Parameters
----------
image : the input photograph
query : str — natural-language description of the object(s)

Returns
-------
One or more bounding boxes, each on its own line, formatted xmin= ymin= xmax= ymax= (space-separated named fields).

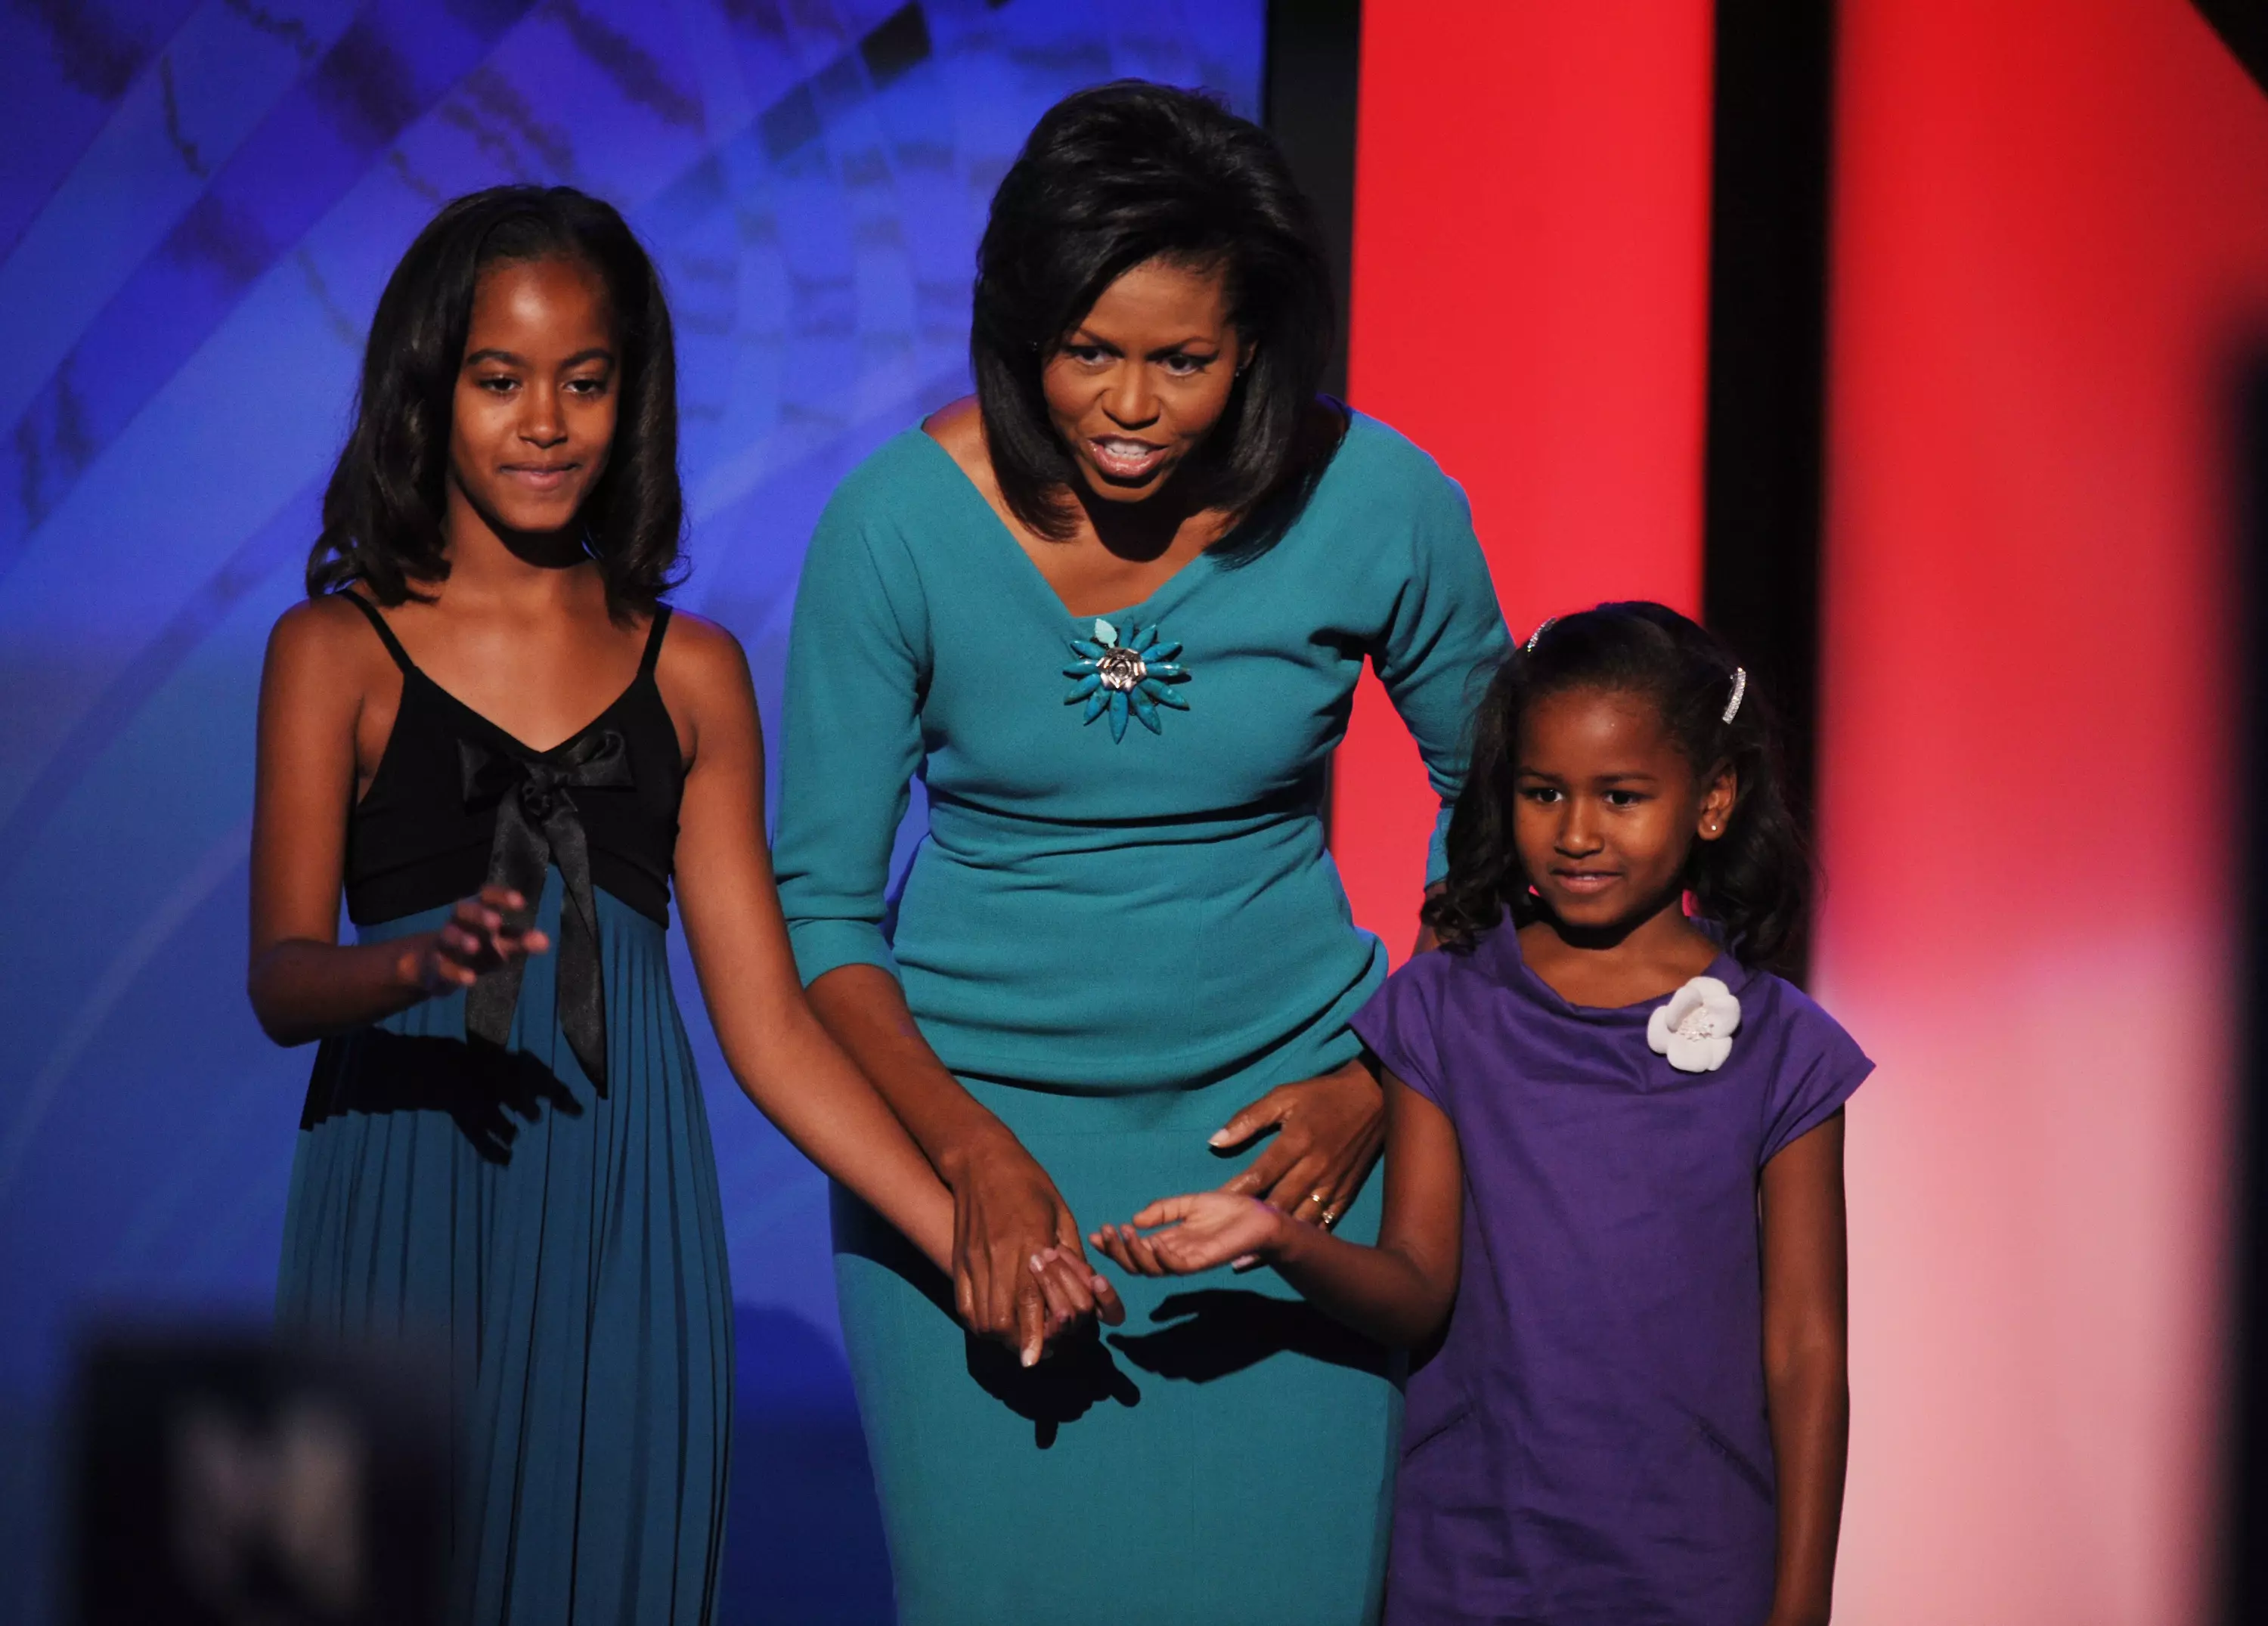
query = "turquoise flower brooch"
xmin=1063 ymin=618 xmax=1191 ymax=741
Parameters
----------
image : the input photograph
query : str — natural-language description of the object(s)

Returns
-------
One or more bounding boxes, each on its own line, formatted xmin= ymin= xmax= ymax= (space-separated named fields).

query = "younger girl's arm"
xmin=248 ymin=600 xmax=546 ymax=1043
xmin=663 ymin=618 xmax=963 ymax=1281
xmin=1092 ymin=1070 xmax=1463 ymax=1348
xmin=1758 ymin=1110 xmax=1851 ymax=1626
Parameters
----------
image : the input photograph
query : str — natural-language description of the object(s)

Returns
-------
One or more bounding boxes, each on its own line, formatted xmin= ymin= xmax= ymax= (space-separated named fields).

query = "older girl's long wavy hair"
xmin=1422 ymin=602 xmax=1812 ymax=971
xmin=306 ymin=185 xmax=683 ymax=618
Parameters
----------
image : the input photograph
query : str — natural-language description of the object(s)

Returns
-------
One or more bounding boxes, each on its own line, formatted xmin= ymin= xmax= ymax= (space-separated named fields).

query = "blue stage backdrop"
xmin=0 ymin=3 xmax=1263 ymax=1619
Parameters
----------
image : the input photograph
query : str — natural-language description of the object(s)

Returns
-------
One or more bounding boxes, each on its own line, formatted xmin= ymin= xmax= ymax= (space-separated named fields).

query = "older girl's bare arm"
xmin=663 ymin=617 xmax=956 ymax=1275
xmin=246 ymin=600 xmax=544 ymax=1043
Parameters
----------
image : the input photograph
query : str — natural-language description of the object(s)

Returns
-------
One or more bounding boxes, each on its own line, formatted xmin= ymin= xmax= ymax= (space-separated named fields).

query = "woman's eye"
xmin=1160 ymin=353 xmax=1210 ymax=376
xmin=476 ymin=375 xmax=517 ymax=394
xmin=1605 ymin=790 xmax=1648 ymax=808
xmin=1520 ymin=786 xmax=1560 ymax=804
xmin=1065 ymin=345 xmax=1108 ymax=365
xmin=565 ymin=376 xmax=609 ymax=396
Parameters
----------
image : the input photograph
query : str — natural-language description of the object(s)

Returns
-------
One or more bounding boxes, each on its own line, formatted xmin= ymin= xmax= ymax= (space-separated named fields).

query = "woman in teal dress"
xmin=773 ymin=86 xmax=1510 ymax=1624
xmin=253 ymin=187 xmax=954 ymax=1625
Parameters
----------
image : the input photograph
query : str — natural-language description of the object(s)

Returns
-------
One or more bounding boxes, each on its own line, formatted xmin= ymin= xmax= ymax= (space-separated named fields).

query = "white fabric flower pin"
xmin=1647 ymin=975 xmax=1742 ymax=1073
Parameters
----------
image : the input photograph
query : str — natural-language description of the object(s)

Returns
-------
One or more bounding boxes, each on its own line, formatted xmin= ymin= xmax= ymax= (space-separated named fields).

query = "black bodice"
xmin=339 ymin=592 xmax=683 ymax=930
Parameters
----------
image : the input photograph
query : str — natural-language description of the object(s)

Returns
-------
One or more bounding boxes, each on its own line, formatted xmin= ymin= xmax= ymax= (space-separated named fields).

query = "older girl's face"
xmin=1042 ymin=256 xmax=1250 ymax=505
xmin=448 ymin=256 xmax=618 ymax=540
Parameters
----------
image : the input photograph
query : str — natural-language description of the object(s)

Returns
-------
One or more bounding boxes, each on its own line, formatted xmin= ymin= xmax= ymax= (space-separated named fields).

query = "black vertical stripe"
xmin=1701 ymin=0 xmax=1839 ymax=983
xmin=1266 ymin=2 xmax=1363 ymax=844
xmin=1264 ymin=0 xmax=1362 ymax=402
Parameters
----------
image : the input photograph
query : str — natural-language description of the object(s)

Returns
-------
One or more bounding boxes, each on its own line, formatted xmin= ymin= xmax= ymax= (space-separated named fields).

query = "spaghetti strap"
xmin=638 ymin=604 xmax=673 ymax=679
xmin=339 ymin=590 xmax=414 ymax=674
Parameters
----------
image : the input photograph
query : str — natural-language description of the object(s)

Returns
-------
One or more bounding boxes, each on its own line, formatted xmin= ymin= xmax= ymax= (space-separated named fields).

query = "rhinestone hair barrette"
xmin=1721 ymin=667 xmax=1748 ymax=726
xmin=1523 ymin=616 xmax=1557 ymax=655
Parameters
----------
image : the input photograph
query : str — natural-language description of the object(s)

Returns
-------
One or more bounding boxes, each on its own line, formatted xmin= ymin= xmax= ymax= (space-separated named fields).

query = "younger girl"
xmin=1092 ymin=602 xmax=1868 ymax=1626
xmin=248 ymin=187 xmax=1078 ymax=1624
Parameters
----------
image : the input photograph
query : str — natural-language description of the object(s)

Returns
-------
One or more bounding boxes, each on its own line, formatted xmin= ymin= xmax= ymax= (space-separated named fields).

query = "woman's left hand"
xmin=1208 ymin=1058 xmax=1384 ymax=1228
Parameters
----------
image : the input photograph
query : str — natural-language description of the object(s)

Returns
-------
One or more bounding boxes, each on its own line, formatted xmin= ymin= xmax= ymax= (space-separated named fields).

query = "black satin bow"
xmin=457 ymin=729 xmax=634 ymax=1089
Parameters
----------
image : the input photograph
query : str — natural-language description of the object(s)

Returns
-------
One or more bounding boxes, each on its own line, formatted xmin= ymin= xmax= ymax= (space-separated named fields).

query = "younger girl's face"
xmin=1041 ymin=256 xmax=1250 ymax=505
xmin=448 ymin=256 xmax=618 ymax=540
xmin=1513 ymin=686 xmax=1736 ymax=936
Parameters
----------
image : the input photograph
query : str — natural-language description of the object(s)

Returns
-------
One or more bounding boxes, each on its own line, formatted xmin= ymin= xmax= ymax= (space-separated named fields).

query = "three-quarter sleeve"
xmin=772 ymin=482 xmax=931 ymax=986
xmin=1371 ymin=472 xmax=1512 ymax=885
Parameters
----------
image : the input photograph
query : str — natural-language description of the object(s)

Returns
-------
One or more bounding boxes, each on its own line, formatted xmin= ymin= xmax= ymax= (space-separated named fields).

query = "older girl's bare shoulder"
xmin=266 ymin=593 xmax=395 ymax=684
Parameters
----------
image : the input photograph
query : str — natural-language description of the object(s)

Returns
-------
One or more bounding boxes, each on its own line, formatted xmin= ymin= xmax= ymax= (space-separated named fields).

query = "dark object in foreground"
xmin=72 ymin=1330 xmax=447 ymax=1626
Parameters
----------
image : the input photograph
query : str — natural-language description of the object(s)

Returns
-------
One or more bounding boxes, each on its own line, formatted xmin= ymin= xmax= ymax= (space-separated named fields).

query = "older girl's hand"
xmin=1089 ymin=1193 xmax=1289 ymax=1276
xmin=1208 ymin=1057 xmax=1383 ymax=1229
xmin=407 ymin=885 xmax=549 ymax=993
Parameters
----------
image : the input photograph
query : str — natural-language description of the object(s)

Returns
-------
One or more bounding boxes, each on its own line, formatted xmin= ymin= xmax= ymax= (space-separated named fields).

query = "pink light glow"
xmin=1820 ymin=2 xmax=2268 ymax=1618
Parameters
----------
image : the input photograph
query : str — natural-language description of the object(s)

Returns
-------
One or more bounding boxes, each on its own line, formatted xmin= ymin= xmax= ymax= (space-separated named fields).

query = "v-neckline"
xmin=912 ymin=426 xmax=1221 ymax=626
xmin=411 ymin=665 xmax=646 ymax=760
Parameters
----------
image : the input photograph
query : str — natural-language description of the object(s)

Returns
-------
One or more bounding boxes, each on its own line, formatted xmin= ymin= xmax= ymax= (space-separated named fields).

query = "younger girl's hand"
xmin=409 ymin=885 xmax=549 ymax=994
xmin=1089 ymin=1193 xmax=1289 ymax=1277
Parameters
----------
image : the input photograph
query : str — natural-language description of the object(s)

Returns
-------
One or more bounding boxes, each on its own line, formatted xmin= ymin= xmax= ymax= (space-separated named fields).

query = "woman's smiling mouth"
xmin=1551 ymin=869 xmax=1622 ymax=895
xmin=1088 ymin=435 xmax=1168 ymax=479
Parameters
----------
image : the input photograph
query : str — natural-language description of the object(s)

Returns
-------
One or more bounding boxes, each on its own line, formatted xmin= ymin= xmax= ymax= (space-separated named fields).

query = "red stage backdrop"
xmin=1819 ymin=3 xmax=2268 ymax=1620
xmin=1334 ymin=2 xmax=1715 ymax=953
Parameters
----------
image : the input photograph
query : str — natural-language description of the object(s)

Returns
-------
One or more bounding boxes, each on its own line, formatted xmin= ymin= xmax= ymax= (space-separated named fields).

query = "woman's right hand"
xmin=943 ymin=1129 xmax=1123 ymax=1366
xmin=404 ymin=885 xmax=549 ymax=995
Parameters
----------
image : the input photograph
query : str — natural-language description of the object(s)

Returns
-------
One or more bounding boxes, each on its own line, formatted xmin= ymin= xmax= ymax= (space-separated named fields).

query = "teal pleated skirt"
xmin=277 ymin=877 xmax=733 ymax=1626
xmin=832 ymin=1069 xmax=1404 ymax=1626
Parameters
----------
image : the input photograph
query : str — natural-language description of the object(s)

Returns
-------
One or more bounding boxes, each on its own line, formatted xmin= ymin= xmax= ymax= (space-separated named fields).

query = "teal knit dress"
xmin=773 ymin=415 xmax=1510 ymax=1626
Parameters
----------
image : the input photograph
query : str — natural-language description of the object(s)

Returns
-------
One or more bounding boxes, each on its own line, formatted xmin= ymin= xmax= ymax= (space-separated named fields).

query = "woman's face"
xmin=448 ymin=256 xmax=618 ymax=540
xmin=1041 ymin=256 xmax=1250 ymax=506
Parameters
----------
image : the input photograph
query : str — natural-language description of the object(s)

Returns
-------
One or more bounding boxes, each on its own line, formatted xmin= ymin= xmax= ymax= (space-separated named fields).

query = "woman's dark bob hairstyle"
xmin=971 ymin=81 xmax=1337 ymax=542
xmin=1423 ymin=602 xmax=1813 ymax=970
xmin=306 ymin=184 xmax=683 ymax=616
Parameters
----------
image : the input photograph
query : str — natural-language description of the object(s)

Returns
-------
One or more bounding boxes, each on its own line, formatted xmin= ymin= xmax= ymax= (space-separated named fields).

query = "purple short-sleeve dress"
xmin=1350 ymin=918 xmax=1872 ymax=1626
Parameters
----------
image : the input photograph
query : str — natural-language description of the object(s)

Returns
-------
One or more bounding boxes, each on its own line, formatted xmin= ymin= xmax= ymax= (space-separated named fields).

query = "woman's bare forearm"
xmin=805 ymin=963 xmax=1021 ymax=1177
xmin=247 ymin=936 xmax=434 ymax=1045
xmin=1263 ymin=1218 xmax=1455 ymax=1348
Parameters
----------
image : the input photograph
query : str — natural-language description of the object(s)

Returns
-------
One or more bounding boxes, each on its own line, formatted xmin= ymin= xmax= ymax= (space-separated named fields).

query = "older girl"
xmin=252 ymin=186 xmax=956 ymax=1625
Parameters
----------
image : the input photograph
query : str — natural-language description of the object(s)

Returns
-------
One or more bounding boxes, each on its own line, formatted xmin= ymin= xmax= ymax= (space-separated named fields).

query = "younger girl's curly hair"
xmin=1421 ymin=602 xmax=1811 ymax=969
xmin=306 ymin=184 xmax=683 ymax=618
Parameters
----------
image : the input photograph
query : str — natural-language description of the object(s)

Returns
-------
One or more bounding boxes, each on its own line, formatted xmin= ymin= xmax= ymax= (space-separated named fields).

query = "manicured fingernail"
xmin=1029 ymin=1253 xmax=1046 ymax=1273
xmin=1091 ymin=1278 xmax=1109 ymax=1293
xmin=1207 ymin=1130 xmax=1231 ymax=1147
xmin=1021 ymin=1344 xmax=1038 ymax=1367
